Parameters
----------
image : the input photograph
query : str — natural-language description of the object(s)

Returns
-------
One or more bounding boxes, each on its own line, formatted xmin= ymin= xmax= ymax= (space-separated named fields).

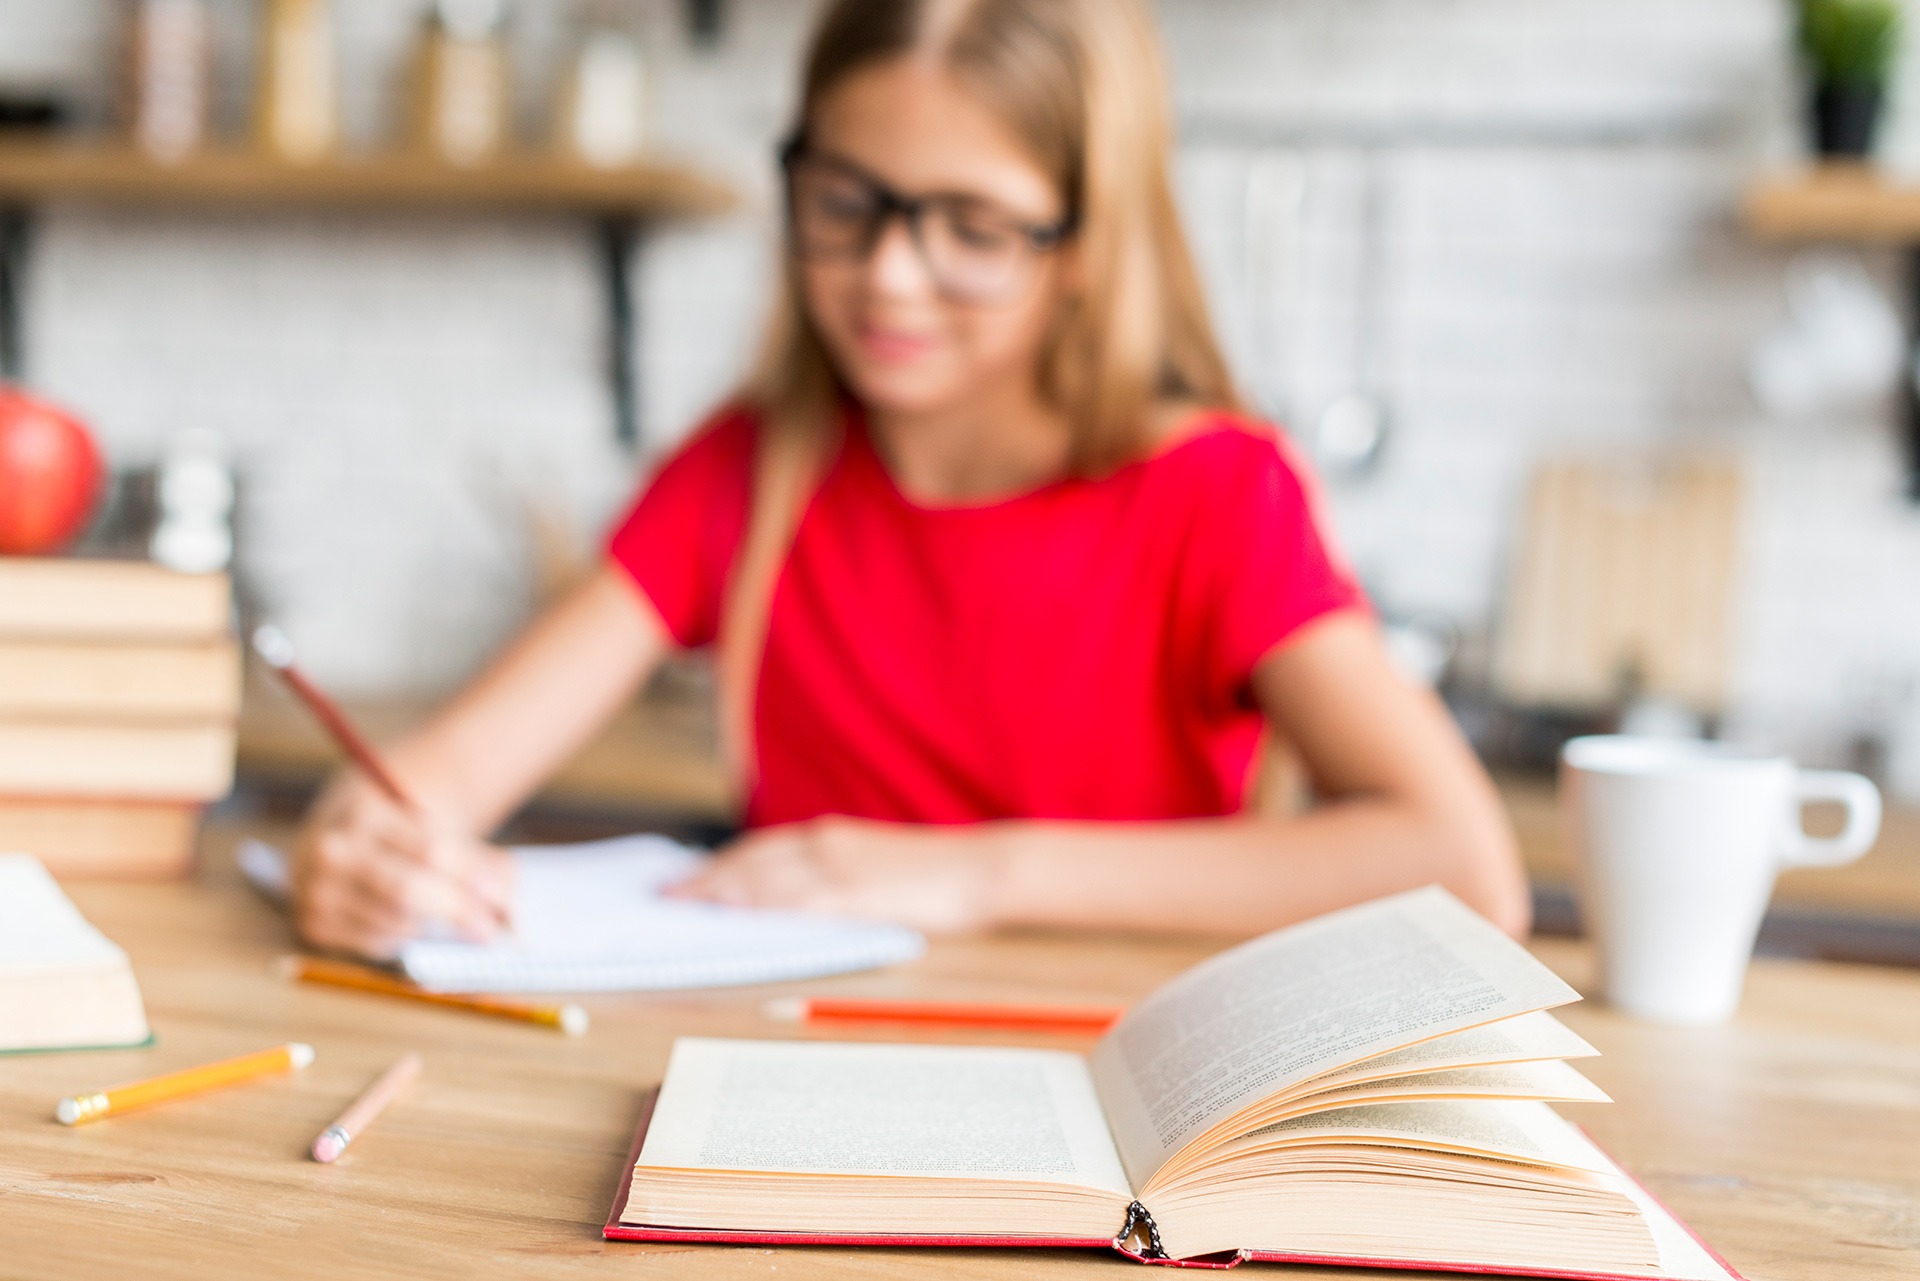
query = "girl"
xmin=291 ymin=0 xmax=1527 ymax=959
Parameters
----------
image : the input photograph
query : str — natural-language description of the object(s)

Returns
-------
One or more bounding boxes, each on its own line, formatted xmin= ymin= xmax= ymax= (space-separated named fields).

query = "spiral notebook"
xmin=238 ymin=835 xmax=924 ymax=994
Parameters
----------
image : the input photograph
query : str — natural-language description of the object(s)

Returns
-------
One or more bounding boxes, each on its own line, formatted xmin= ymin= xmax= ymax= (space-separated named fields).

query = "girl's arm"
xmin=675 ymin=612 xmax=1531 ymax=938
xmin=291 ymin=565 xmax=672 ymax=957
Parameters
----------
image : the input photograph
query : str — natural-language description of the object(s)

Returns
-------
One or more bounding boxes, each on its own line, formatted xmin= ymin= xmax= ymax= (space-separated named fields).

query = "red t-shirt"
xmin=607 ymin=405 xmax=1364 ymax=828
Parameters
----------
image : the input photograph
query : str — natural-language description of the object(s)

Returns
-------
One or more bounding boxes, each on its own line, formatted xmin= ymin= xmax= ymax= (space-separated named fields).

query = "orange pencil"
xmin=279 ymin=955 xmax=588 ymax=1036
xmin=763 ymin=996 xmax=1125 ymax=1034
xmin=55 ymin=1042 xmax=315 ymax=1125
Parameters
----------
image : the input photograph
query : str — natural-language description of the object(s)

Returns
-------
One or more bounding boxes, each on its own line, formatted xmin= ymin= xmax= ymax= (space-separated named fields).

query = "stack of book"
xmin=0 ymin=558 xmax=239 ymax=878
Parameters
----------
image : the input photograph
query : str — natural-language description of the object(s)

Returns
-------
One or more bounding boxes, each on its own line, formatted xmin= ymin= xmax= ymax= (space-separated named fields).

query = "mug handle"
xmin=1778 ymin=770 xmax=1883 ymax=869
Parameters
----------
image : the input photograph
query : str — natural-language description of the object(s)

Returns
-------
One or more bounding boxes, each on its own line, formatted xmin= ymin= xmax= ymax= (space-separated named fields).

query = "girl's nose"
xmin=864 ymin=215 xmax=937 ymax=299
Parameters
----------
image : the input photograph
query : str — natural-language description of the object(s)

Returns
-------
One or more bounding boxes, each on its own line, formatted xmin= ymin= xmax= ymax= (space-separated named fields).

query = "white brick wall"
xmin=2 ymin=0 xmax=1917 ymax=780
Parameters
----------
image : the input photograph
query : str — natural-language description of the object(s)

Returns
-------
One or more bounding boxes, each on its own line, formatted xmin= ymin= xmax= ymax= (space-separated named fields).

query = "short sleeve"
xmin=605 ymin=406 xmax=756 ymax=648
xmin=1195 ymin=426 xmax=1368 ymax=705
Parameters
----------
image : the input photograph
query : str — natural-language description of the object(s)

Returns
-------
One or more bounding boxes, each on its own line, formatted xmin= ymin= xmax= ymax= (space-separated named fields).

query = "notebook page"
xmin=0 ymin=853 xmax=128 ymax=971
xmin=1090 ymin=886 xmax=1580 ymax=1188
xmin=238 ymin=836 xmax=924 ymax=993
xmin=639 ymin=1036 xmax=1132 ymax=1195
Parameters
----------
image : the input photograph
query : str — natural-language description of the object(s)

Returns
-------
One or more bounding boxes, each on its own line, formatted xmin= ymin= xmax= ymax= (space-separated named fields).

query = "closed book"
xmin=0 ymin=559 xmax=230 ymax=642
xmin=0 ymin=798 xmax=199 ymax=879
xmin=608 ymin=889 xmax=1744 ymax=1280
xmin=0 ymin=721 xmax=235 ymax=800
xmin=0 ymin=854 xmax=152 ymax=1054
xmin=0 ymin=638 xmax=242 ymax=721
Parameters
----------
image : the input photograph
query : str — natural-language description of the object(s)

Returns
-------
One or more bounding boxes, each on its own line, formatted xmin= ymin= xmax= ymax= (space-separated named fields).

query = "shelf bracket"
xmin=686 ymin=0 xmax=725 ymax=46
xmin=599 ymin=215 xmax=642 ymax=451
xmin=0 ymin=204 xmax=30 ymax=381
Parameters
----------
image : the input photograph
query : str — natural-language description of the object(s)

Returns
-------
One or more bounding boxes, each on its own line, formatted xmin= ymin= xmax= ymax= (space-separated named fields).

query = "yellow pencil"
xmin=278 ymin=956 xmax=588 ymax=1036
xmin=55 ymin=1042 xmax=315 ymax=1126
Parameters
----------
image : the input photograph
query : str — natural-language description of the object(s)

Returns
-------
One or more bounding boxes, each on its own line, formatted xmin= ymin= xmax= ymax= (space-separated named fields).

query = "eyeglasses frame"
xmin=778 ymin=135 xmax=1079 ymax=297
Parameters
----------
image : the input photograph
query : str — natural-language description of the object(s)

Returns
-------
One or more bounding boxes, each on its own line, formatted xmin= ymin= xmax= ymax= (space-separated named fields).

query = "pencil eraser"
xmin=251 ymin=624 xmax=296 ymax=668
xmin=289 ymin=1042 xmax=317 ymax=1069
xmin=559 ymin=1005 xmax=589 ymax=1037
xmin=311 ymin=1131 xmax=345 ymax=1163
xmin=54 ymin=1096 xmax=82 ymax=1126
xmin=761 ymin=997 xmax=806 ymax=1023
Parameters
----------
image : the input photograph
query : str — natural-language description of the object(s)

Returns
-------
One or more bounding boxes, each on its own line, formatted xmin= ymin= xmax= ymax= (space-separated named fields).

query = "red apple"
xmin=0 ymin=387 xmax=104 ymax=554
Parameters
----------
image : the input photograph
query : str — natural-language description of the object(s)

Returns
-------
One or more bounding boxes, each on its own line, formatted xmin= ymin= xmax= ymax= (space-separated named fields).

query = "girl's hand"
xmin=289 ymin=771 xmax=514 ymax=961
xmin=667 ymin=817 xmax=1005 ymax=934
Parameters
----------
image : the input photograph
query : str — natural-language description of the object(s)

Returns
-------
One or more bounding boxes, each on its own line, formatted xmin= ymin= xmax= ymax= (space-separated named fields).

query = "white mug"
xmin=1559 ymin=735 xmax=1882 ymax=1024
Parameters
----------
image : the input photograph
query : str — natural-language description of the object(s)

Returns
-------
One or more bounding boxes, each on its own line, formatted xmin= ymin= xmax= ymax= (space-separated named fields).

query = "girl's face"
xmin=793 ymin=58 xmax=1076 ymax=419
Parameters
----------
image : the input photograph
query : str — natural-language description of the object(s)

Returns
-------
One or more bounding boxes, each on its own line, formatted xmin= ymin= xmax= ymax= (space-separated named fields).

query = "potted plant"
xmin=1800 ymin=0 xmax=1901 ymax=157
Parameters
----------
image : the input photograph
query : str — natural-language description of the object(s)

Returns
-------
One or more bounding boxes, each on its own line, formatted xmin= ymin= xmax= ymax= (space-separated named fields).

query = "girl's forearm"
xmin=985 ymin=800 xmax=1529 ymax=938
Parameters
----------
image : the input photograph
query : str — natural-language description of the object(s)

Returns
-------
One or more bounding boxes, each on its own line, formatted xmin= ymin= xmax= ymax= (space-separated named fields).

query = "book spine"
xmin=1115 ymin=1201 xmax=1169 ymax=1261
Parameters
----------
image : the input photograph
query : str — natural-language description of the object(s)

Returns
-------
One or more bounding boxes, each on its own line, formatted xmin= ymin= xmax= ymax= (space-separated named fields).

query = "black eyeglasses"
xmin=780 ymin=138 xmax=1077 ymax=303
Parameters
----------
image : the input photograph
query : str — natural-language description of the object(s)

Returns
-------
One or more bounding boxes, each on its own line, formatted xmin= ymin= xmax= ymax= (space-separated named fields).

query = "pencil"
xmin=279 ymin=955 xmax=588 ymax=1036
xmin=251 ymin=624 xmax=415 ymax=809
xmin=762 ymin=996 xmax=1125 ymax=1034
xmin=312 ymin=1052 xmax=422 ymax=1163
xmin=55 ymin=1042 xmax=315 ymax=1125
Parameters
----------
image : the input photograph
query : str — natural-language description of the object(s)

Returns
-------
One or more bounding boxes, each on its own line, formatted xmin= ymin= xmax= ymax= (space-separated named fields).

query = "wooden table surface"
xmin=4 ymin=829 xmax=1917 ymax=1281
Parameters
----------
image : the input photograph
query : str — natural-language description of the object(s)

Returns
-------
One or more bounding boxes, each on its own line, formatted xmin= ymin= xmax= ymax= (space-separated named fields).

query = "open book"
xmin=0 ymin=854 xmax=151 ymax=1054
xmin=607 ymin=887 xmax=1742 ymax=1278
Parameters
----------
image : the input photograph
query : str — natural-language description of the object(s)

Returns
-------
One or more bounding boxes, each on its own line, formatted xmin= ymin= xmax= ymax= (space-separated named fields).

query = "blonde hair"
xmin=747 ymin=0 xmax=1238 ymax=473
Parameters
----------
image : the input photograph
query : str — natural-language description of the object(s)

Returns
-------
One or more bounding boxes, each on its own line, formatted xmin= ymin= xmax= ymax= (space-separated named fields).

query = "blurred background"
xmin=0 ymin=1 xmax=1916 ymax=953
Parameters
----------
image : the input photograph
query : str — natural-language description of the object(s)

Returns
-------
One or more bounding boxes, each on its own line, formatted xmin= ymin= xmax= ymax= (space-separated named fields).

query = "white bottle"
xmin=150 ymin=429 xmax=235 ymax=574
xmin=559 ymin=30 xmax=647 ymax=169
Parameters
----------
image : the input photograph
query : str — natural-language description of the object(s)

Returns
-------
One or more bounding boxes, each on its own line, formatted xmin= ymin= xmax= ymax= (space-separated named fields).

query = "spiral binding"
xmin=1116 ymin=1200 xmax=1168 ymax=1260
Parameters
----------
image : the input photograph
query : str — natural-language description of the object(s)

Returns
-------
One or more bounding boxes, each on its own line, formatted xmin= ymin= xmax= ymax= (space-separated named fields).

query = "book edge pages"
xmin=1238 ymin=1136 xmax=1745 ymax=1281
xmin=602 ymin=1097 xmax=1744 ymax=1280
xmin=603 ymin=1087 xmax=1124 ymax=1253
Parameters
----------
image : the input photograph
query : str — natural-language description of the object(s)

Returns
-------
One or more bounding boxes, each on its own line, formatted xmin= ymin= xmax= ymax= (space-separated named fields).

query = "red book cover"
xmin=602 ymin=1090 xmax=1747 ymax=1278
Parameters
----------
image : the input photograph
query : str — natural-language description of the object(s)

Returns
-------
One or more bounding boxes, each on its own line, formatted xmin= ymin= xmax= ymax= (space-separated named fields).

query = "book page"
xmin=1298 ymin=1011 xmax=1598 ymax=1092
xmin=1291 ymin=1059 xmax=1610 ymax=1111
xmin=1233 ymin=1100 xmax=1617 ymax=1174
xmin=0 ymin=854 xmax=129 ymax=970
xmin=638 ymin=1037 xmax=1132 ymax=1195
xmin=1090 ymin=887 xmax=1579 ymax=1186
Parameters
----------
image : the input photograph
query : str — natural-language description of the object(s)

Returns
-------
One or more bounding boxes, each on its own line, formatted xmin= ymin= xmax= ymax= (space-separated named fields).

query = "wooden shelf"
xmin=1742 ymin=163 xmax=1920 ymax=243
xmin=0 ymin=140 xmax=737 ymax=217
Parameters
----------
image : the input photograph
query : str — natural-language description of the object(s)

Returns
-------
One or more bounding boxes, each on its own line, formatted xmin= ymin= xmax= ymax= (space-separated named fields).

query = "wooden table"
xmin=4 ymin=831 xmax=1916 ymax=1281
